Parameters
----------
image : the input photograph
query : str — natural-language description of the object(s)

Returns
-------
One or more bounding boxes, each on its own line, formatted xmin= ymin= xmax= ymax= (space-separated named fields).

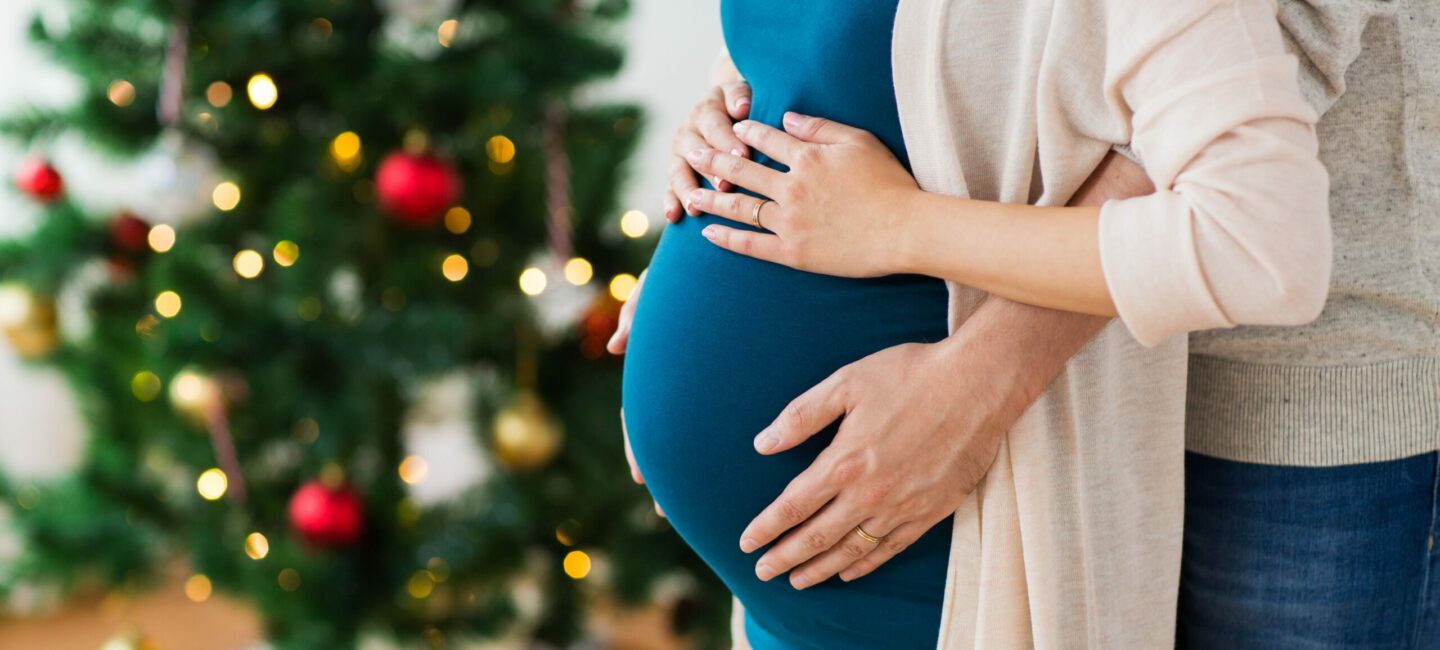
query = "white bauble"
xmin=527 ymin=254 xmax=597 ymax=337
xmin=133 ymin=130 xmax=223 ymax=226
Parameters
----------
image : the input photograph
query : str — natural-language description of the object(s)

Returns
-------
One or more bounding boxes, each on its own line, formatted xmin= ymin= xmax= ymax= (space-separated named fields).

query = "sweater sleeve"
xmin=1097 ymin=0 xmax=1332 ymax=347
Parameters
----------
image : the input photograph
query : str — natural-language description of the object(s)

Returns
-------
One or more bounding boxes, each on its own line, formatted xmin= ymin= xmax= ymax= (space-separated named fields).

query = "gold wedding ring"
xmin=752 ymin=199 xmax=773 ymax=230
xmin=854 ymin=525 xmax=885 ymax=545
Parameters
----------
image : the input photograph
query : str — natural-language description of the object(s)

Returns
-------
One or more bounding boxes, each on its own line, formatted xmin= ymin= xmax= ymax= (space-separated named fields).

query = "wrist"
xmin=892 ymin=189 xmax=937 ymax=276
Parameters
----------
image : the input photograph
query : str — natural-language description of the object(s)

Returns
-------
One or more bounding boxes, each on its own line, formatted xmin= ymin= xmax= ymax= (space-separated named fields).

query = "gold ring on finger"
xmin=752 ymin=199 xmax=773 ymax=230
xmin=854 ymin=525 xmax=885 ymax=545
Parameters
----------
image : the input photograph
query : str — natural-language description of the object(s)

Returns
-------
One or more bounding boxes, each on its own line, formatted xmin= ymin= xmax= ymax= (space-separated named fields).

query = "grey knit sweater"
xmin=1185 ymin=0 xmax=1440 ymax=466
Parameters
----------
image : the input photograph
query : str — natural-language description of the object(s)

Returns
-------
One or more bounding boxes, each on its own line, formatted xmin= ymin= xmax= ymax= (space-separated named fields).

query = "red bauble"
xmin=109 ymin=212 xmax=151 ymax=253
xmin=375 ymin=151 xmax=461 ymax=226
xmin=288 ymin=480 xmax=365 ymax=547
xmin=14 ymin=159 xmax=63 ymax=202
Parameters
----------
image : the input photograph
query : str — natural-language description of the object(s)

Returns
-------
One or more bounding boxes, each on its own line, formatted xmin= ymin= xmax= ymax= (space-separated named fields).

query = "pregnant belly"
xmin=622 ymin=217 xmax=954 ymax=647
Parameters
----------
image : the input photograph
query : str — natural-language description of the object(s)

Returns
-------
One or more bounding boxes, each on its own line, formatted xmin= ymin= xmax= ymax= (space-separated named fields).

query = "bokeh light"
xmin=563 ymin=258 xmax=593 ymax=286
xmin=444 ymin=207 xmax=471 ymax=234
xmin=519 ymin=266 xmax=547 ymax=296
xmin=206 ymin=81 xmax=233 ymax=107
xmin=148 ymin=224 xmax=176 ymax=253
xmin=563 ymin=550 xmax=592 ymax=579
xmin=233 ymin=249 xmax=264 ymax=279
xmin=213 ymin=181 xmax=241 ymax=211
xmin=245 ymin=532 xmax=270 ymax=560
xmin=620 ymin=209 xmax=649 ymax=238
xmin=196 ymin=468 xmax=228 ymax=501
xmin=441 ymin=254 xmax=468 ymax=282
xmin=247 ymin=73 xmax=278 ymax=110
xmin=486 ymin=135 xmax=516 ymax=164
xmin=273 ymin=240 xmax=300 ymax=267
xmin=609 ymin=273 xmax=638 ymax=302
xmin=131 ymin=371 xmax=162 ymax=402
xmin=107 ymin=80 xmax=135 ymax=107
xmin=399 ymin=455 xmax=429 ymax=485
xmin=155 ymin=291 xmax=182 ymax=318
xmin=184 ymin=574 xmax=212 ymax=603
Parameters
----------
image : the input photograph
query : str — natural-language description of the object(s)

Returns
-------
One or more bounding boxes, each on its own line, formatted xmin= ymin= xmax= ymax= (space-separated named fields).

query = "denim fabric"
xmin=1179 ymin=450 xmax=1440 ymax=648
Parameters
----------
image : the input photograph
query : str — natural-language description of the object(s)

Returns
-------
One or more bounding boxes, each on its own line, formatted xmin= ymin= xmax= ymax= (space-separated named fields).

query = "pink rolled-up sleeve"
xmin=1098 ymin=0 xmax=1332 ymax=347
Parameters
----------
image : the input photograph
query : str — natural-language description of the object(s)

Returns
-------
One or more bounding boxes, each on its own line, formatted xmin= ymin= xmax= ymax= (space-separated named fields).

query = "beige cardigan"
xmin=730 ymin=0 xmax=1328 ymax=647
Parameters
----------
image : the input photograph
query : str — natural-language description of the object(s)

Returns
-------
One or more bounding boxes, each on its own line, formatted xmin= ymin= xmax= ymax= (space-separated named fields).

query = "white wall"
xmin=0 ymin=0 xmax=723 ymax=477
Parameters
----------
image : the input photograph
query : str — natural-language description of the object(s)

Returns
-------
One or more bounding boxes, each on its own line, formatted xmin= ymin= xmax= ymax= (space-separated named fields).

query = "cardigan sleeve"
xmin=1096 ymin=0 xmax=1332 ymax=347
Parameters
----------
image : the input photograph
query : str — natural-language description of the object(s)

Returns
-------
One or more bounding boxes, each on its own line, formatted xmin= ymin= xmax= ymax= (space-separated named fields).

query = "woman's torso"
xmin=622 ymin=1 xmax=953 ymax=647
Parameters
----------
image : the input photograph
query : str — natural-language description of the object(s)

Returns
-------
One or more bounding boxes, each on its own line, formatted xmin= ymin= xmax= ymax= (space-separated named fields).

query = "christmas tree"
xmin=0 ymin=0 xmax=727 ymax=647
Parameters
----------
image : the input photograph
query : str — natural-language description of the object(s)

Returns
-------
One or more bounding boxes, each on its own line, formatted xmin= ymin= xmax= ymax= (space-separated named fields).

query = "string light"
xmin=441 ymin=254 xmax=468 ymax=282
xmin=247 ymin=73 xmax=278 ymax=110
xmin=620 ymin=209 xmax=650 ymax=238
xmin=206 ymin=81 xmax=233 ymax=107
xmin=155 ymin=291 xmax=182 ymax=318
xmin=407 ymin=570 xmax=436 ymax=599
xmin=213 ymin=181 xmax=241 ymax=211
xmin=519 ymin=266 xmax=547 ymax=296
xmin=398 ymin=455 xmax=429 ymax=484
xmin=131 ymin=371 xmax=162 ymax=402
xmin=196 ymin=468 xmax=228 ymax=501
xmin=609 ymin=273 xmax=638 ymax=301
xmin=245 ymin=532 xmax=270 ymax=560
xmin=148 ymin=224 xmax=176 ymax=253
xmin=273 ymin=240 xmax=300 ymax=267
xmin=437 ymin=19 xmax=459 ymax=47
xmin=184 ymin=574 xmax=212 ymax=603
xmin=107 ymin=80 xmax=135 ymax=107
xmin=486 ymin=135 xmax=516 ymax=164
xmin=444 ymin=206 xmax=471 ymax=234
xmin=563 ymin=258 xmax=593 ymax=286
xmin=330 ymin=131 xmax=362 ymax=172
xmin=233 ymin=249 xmax=264 ymax=279
xmin=563 ymin=550 xmax=592 ymax=579
xmin=277 ymin=568 xmax=301 ymax=592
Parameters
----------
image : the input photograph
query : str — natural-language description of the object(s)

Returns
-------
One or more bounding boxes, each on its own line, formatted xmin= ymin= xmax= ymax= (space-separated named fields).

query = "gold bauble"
xmin=491 ymin=392 xmax=562 ymax=470
xmin=0 ymin=284 xmax=59 ymax=360
xmin=168 ymin=367 xmax=222 ymax=424
xmin=100 ymin=629 xmax=160 ymax=650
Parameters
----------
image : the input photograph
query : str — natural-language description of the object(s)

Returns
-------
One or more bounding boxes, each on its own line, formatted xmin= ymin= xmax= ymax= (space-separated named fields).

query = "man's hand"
xmin=739 ymin=151 xmax=1153 ymax=588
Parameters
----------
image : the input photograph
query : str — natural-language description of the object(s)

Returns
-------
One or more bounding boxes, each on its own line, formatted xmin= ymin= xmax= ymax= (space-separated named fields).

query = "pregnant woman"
xmin=623 ymin=0 xmax=1332 ymax=647
xmin=622 ymin=1 xmax=954 ymax=647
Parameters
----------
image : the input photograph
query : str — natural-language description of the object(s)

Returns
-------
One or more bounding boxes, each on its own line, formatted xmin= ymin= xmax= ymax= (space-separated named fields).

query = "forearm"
xmin=711 ymin=49 xmax=742 ymax=85
xmin=898 ymin=195 xmax=1114 ymax=317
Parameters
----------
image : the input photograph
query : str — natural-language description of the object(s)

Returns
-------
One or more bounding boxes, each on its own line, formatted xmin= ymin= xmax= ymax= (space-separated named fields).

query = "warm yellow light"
xmin=444 ymin=206 xmax=471 ymax=234
xmin=330 ymin=131 xmax=362 ymax=172
xmin=213 ymin=181 xmax=241 ymax=211
xmin=277 ymin=568 xmax=301 ymax=592
xmin=273 ymin=240 xmax=300 ymax=267
xmin=245 ymin=532 xmax=270 ymax=560
xmin=620 ymin=209 xmax=650 ymax=238
xmin=148 ymin=224 xmax=176 ymax=253
xmin=518 ymin=266 xmax=547 ymax=296
xmin=407 ymin=570 xmax=436 ymax=599
xmin=437 ymin=19 xmax=459 ymax=47
xmin=398 ymin=455 xmax=429 ymax=485
xmin=563 ymin=258 xmax=593 ymax=286
xmin=155 ymin=291 xmax=182 ymax=318
xmin=441 ymin=254 xmax=469 ymax=282
xmin=196 ymin=468 xmax=228 ymax=501
xmin=247 ymin=73 xmax=278 ymax=110
xmin=107 ymin=80 xmax=135 ymax=107
xmin=131 ymin=371 xmax=162 ymax=402
xmin=563 ymin=550 xmax=592 ymax=579
xmin=233 ymin=249 xmax=264 ymax=279
xmin=486 ymin=135 xmax=516 ymax=164
xmin=184 ymin=574 xmax=212 ymax=603
xmin=206 ymin=81 xmax=233 ymax=107
xmin=609 ymin=273 xmax=638 ymax=302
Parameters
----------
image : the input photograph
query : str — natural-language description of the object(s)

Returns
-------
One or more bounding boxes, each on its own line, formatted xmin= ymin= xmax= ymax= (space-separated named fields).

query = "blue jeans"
xmin=1179 ymin=451 xmax=1440 ymax=649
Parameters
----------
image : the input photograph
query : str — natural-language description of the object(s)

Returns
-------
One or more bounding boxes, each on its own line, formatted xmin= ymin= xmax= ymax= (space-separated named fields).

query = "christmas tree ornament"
xmin=527 ymin=254 xmax=597 ymax=337
xmin=168 ymin=367 xmax=222 ymax=424
xmin=134 ymin=130 xmax=223 ymax=226
xmin=13 ymin=158 xmax=63 ymax=202
xmin=288 ymin=479 xmax=365 ymax=547
xmin=99 ymin=629 xmax=160 ymax=650
xmin=0 ymin=284 xmax=59 ymax=360
xmin=109 ymin=212 xmax=152 ymax=254
xmin=375 ymin=150 xmax=461 ymax=227
xmin=491 ymin=392 xmax=562 ymax=471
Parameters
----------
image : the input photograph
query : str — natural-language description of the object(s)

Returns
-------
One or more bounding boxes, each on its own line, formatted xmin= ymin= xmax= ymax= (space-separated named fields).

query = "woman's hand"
xmin=683 ymin=112 xmax=920 ymax=277
xmin=738 ymin=339 xmax=1012 ymax=589
xmin=664 ymin=81 xmax=753 ymax=222
xmin=608 ymin=272 xmax=663 ymax=518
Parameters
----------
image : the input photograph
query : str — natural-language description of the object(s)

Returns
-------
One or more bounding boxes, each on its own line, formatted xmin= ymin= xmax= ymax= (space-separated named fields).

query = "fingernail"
xmin=732 ymin=120 xmax=748 ymax=134
xmin=702 ymin=226 xmax=718 ymax=240
xmin=791 ymin=574 xmax=811 ymax=590
xmin=740 ymin=537 xmax=759 ymax=553
xmin=688 ymin=189 xmax=704 ymax=206
xmin=730 ymin=148 xmax=742 ymax=157
xmin=783 ymin=112 xmax=802 ymax=129
xmin=839 ymin=570 xmax=858 ymax=582
xmin=684 ymin=198 xmax=694 ymax=214
xmin=686 ymin=148 xmax=705 ymax=162
xmin=735 ymin=97 xmax=750 ymax=110
xmin=756 ymin=563 xmax=776 ymax=582
xmin=754 ymin=432 xmax=778 ymax=452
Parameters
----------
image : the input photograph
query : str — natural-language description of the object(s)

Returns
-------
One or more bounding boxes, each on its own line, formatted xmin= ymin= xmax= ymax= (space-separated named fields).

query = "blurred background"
xmin=0 ymin=1 xmax=723 ymax=648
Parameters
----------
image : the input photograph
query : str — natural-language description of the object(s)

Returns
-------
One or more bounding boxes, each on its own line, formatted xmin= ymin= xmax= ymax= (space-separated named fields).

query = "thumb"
xmin=753 ymin=371 xmax=849 ymax=455
xmin=782 ymin=112 xmax=872 ymax=146
xmin=723 ymin=81 xmax=753 ymax=121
